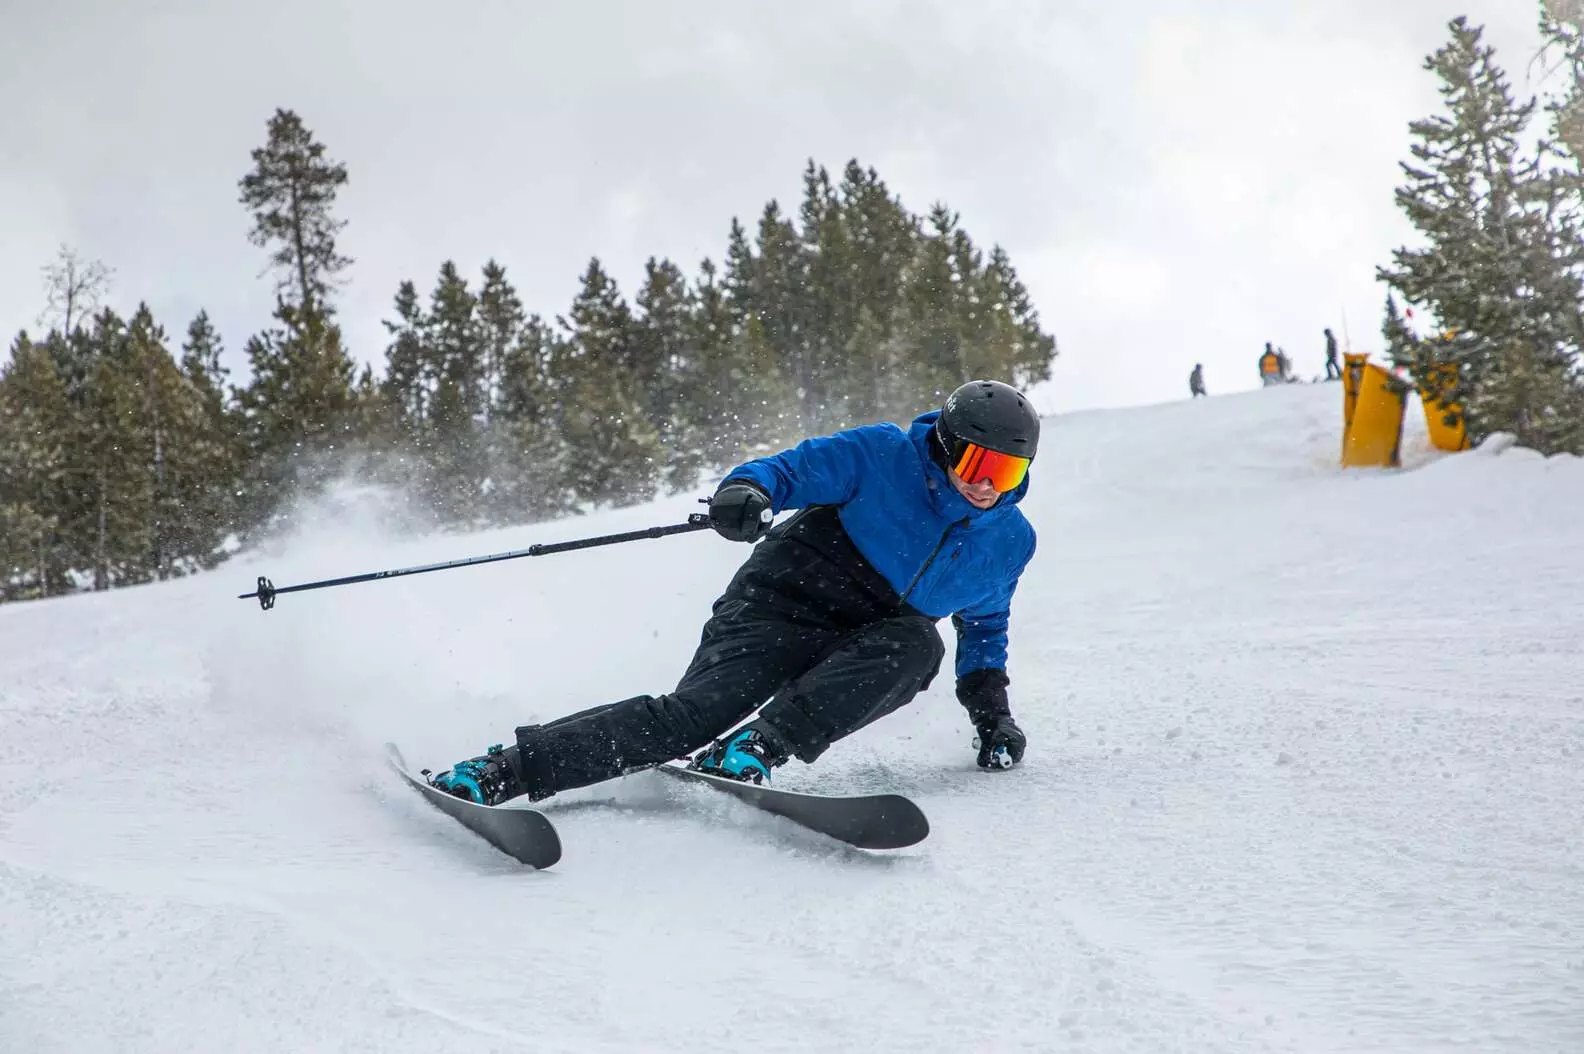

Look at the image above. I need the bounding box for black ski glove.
[709,480,774,542]
[973,714,1027,770]
[957,667,1026,771]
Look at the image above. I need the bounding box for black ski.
[653,763,929,850]
[385,743,562,869]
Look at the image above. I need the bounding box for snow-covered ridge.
[3,382,1580,1054]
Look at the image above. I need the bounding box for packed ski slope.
[3,383,1581,1053]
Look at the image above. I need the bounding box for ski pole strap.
[238,513,714,610]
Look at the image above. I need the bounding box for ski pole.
[238,512,714,611]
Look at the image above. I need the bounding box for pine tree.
[797,161,854,419]
[381,280,429,433]
[181,311,227,400]
[1379,17,1584,454]
[175,311,241,570]
[47,324,101,408]
[725,308,796,458]
[0,333,72,599]
[418,261,486,522]
[491,314,573,522]
[31,318,106,590]
[834,161,918,423]
[425,376,479,522]
[902,203,970,400]
[1542,1,1584,164]
[750,203,816,428]
[238,108,352,325]
[687,257,747,467]
[60,305,236,586]
[476,259,524,426]
[1477,335,1584,451]
[235,108,360,525]
[347,363,405,456]
[427,261,483,420]
[74,309,149,589]
[233,311,359,529]
[556,258,660,506]
[975,244,1058,390]
[126,307,175,580]
[633,256,701,492]
[719,216,812,437]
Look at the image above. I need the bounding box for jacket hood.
[908,410,1031,523]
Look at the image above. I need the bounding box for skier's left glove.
[957,667,1026,771]
[973,714,1026,770]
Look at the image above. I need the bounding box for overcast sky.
[0,0,1550,415]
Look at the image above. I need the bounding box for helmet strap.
[928,420,953,469]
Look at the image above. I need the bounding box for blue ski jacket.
[724,411,1036,679]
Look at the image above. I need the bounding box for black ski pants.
[512,507,945,801]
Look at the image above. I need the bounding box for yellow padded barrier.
[1342,354,1410,468]
[1416,362,1470,452]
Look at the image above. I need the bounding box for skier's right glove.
[709,480,774,542]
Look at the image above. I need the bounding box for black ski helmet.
[936,379,1040,460]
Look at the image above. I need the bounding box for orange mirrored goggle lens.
[952,443,1031,492]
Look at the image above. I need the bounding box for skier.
[1189,363,1206,398]
[1324,328,1341,381]
[427,379,1040,806]
[1259,344,1284,387]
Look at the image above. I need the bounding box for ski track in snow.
[2,384,1581,1053]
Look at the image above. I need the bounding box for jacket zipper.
[900,517,970,605]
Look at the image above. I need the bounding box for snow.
[3,382,1582,1053]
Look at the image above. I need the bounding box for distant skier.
[1189,363,1206,398]
[1324,328,1341,381]
[1259,343,1284,387]
[427,379,1040,805]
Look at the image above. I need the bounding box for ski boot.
[690,725,787,785]
[427,743,524,806]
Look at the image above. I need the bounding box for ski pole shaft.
[238,513,714,610]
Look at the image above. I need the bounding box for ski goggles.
[949,441,1031,493]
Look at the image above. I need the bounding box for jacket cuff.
[956,667,1011,725]
[717,477,770,500]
